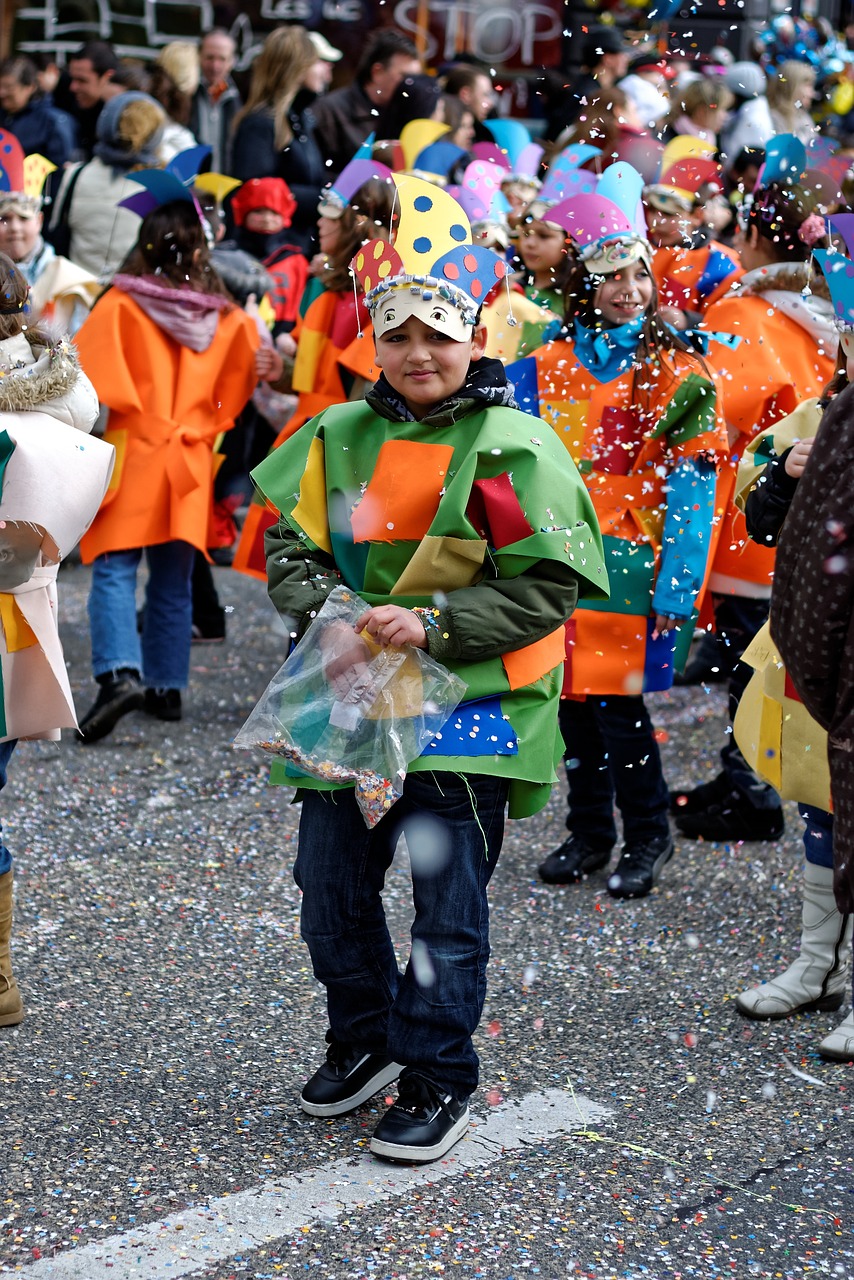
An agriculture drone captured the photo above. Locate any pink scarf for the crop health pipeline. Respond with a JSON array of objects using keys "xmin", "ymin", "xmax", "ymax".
[{"xmin": 113, "ymin": 274, "xmax": 231, "ymax": 352}]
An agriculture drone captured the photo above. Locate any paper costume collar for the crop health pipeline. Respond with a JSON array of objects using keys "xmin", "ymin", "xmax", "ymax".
[
  {"xmin": 351, "ymin": 174, "xmax": 508, "ymax": 341},
  {"xmin": 546, "ymin": 162, "xmax": 653, "ymax": 274},
  {"xmin": 0, "ymin": 131, "xmax": 56, "ymax": 216}
]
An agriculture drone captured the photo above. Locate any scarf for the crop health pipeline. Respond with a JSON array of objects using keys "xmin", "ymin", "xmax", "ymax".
[
  {"xmin": 112, "ymin": 274, "xmax": 230, "ymax": 352},
  {"xmin": 570, "ymin": 315, "xmax": 646, "ymax": 383}
]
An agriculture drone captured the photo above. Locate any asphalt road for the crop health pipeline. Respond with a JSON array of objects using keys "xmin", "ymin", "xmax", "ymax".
[{"xmin": 0, "ymin": 562, "xmax": 851, "ymax": 1279}]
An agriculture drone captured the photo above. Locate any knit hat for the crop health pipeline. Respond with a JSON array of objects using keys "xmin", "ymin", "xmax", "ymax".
[
  {"xmin": 351, "ymin": 173, "xmax": 508, "ymax": 341},
  {"xmin": 94, "ymin": 92, "xmax": 166, "ymax": 172},
  {"xmin": 231, "ymin": 177, "xmax": 297, "ymax": 227}
]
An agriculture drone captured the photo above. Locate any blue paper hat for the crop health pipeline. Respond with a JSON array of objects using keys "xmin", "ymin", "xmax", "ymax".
[
  {"xmin": 815, "ymin": 214, "xmax": 854, "ymax": 331},
  {"xmin": 530, "ymin": 143, "xmax": 600, "ymax": 214},
  {"xmin": 413, "ymin": 138, "xmax": 468, "ymax": 179},
  {"xmin": 118, "ymin": 145, "xmax": 212, "ymax": 219}
]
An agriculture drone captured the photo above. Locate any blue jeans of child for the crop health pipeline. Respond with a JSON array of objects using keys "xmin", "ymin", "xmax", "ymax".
[
  {"xmin": 800, "ymin": 804, "xmax": 834, "ymax": 869},
  {"xmin": 558, "ymin": 695, "xmax": 671, "ymax": 848},
  {"xmin": 88, "ymin": 542, "xmax": 196, "ymax": 688},
  {"xmin": 294, "ymin": 770, "xmax": 509, "ymax": 1101},
  {"xmin": 0, "ymin": 739, "xmax": 18, "ymax": 876}
]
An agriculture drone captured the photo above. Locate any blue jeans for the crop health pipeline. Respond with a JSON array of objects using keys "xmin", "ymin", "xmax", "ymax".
[
  {"xmin": 558, "ymin": 695, "xmax": 671, "ymax": 847},
  {"xmin": 800, "ymin": 804, "xmax": 834, "ymax": 869},
  {"xmin": 88, "ymin": 543, "xmax": 196, "ymax": 688},
  {"xmin": 294, "ymin": 771, "xmax": 509, "ymax": 1100},
  {"xmin": 0, "ymin": 739, "xmax": 18, "ymax": 876}
]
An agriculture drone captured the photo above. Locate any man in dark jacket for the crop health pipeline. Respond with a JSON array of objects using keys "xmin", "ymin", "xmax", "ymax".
[
  {"xmin": 0, "ymin": 55, "xmax": 76, "ymax": 167},
  {"xmin": 311, "ymin": 29, "xmax": 420, "ymax": 178},
  {"xmin": 190, "ymin": 30, "xmax": 242, "ymax": 173}
]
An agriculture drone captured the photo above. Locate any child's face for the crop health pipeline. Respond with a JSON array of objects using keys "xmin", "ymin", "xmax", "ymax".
[
  {"xmin": 317, "ymin": 214, "xmax": 342, "ymax": 257},
  {"xmin": 243, "ymin": 208, "xmax": 286, "ymax": 234},
  {"xmin": 518, "ymin": 220, "xmax": 567, "ymax": 274},
  {"xmin": 0, "ymin": 209, "xmax": 42, "ymax": 261},
  {"xmin": 644, "ymin": 204, "xmax": 690, "ymax": 248},
  {"xmin": 374, "ymin": 315, "xmax": 487, "ymax": 420},
  {"xmin": 594, "ymin": 260, "xmax": 654, "ymax": 327}
]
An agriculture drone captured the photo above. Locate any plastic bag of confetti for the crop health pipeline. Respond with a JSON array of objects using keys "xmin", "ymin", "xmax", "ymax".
[{"xmin": 234, "ymin": 586, "xmax": 467, "ymax": 827}]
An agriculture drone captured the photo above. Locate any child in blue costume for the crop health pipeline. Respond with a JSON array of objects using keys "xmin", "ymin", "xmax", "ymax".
[{"xmin": 253, "ymin": 177, "xmax": 607, "ymax": 1163}]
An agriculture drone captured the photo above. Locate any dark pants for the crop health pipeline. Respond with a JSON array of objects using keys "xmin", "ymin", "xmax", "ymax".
[
  {"xmin": 558, "ymin": 696, "xmax": 670, "ymax": 848},
  {"xmin": 0, "ymin": 739, "xmax": 17, "ymax": 876},
  {"xmin": 294, "ymin": 770, "xmax": 509, "ymax": 1100}
]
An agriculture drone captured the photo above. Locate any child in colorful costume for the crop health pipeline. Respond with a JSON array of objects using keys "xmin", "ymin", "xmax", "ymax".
[
  {"xmin": 253, "ymin": 175, "xmax": 606, "ymax": 1162},
  {"xmin": 728, "ymin": 217, "xmax": 854, "ymax": 1062},
  {"xmin": 74, "ymin": 173, "xmax": 282, "ymax": 742},
  {"xmin": 672, "ymin": 134, "xmax": 837, "ymax": 842},
  {"xmin": 508, "ymin": 162, "xmax": 728, "ymax": 899},
  {"xmin": 0, "ymin": 254, "xmax": 114, "ymax": 1025}
]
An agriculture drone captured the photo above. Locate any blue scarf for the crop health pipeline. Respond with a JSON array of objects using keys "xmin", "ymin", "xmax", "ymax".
[{"xmin": 571, "ymin": 315, "xmax": 646, "ymax": 384}]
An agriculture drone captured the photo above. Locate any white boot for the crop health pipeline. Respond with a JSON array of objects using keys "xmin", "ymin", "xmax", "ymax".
[
  {"xmin": 736, "ymin": 862, "xmax": 852, "ymax": 1020},
  {"xmin": 818, "ymin": 1011, "xmax": 854, "ymax": 1062}
]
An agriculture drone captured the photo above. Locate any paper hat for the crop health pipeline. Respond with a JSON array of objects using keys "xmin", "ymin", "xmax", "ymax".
[
  {"xmin": 399, "ymin": 119, "xmax": 450, "ymax": 173},
  {"xmin": 484, "ymin": 120, "xmax": 544, "ymax": 185},
  {"xmin": 450, "ymin": 160, "xmax": 512, "ymax": 249},
  {"xmin": 317, "ymin": 157, "xmax": 393, "ymax": 218},
  {"xmin": 814, "ymin": 214, "xmax": 854, "ymax": 331},
  {"xmin": 413, "ymin": 138, "xmax": 468, "ymax": 181},
  {"xmin": 118, "ymin": 145, "xmax": 212, "ymax": 219},
  {"xmin": 351, "ymin": 174, "xmax": 508, "ymax": 341},
  {"xmin": 546, "ymin": 162, "xmax": 652, "ymax": 274},
  {"xmin": 524, "ymin": 143, "xmax": 599, "ymax": 222},
  {"xmin": 193, "ymin": 171, "xmax": 242, "ymax": 207},
  {"xmin": 0, "ymin": 131, "xmax": 56, "ymax": 215},
  {"xmin": 231, "ymin": 176, "xmax": 297, "ymax": 227},
  {"xmin": 644, "ymin": 137, "xmax": 721, "ymax": 215}
]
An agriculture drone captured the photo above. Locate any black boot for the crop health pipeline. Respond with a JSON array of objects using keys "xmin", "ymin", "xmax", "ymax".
[
  {"xmin": 77, "ymin": 669, "xmax": 144, "ymax": 744},
  {"xmin": 144, "ymin": 688, "xmax": 182, "ymax": 722},
  {"xmin": 675, "ymin": 790, "xmax": 784, "ymax": 842},
  {"xmin": 669, "ymin": 770, "xmax": 731, "ymax": 816}
]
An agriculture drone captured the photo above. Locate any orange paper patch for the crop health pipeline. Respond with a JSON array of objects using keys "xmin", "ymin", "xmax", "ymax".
[
  {"xmin": 351, "ymin": 440, "xmax": 454, "ymax": 543},
  {"xmin": 502, "ymin": 627, "xmax": 566, "ymax": 691},
  {"xmin": 565, "ymin": 610, "xmax": 647, "ymax": 696}
]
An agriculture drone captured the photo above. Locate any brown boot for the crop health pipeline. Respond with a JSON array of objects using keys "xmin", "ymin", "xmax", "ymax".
[{"xmin": 0, "ymin": 869, "xmax": 24, "ymax": 1025}]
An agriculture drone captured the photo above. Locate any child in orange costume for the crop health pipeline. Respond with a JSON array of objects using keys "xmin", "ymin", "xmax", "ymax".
[{"xmin": 75, "ymin": 185, "xmax": 283, "ymax": 742}]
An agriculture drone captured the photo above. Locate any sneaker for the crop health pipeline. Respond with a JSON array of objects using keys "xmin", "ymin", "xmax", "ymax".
[
  {"xmin": 77, "ymin": 671, "xmax": 144, "ymax": 744},
  {"xmin": 300, "ymin": 1036, "xmax": 403, "ymax": 1117},
  {"xmin": 675, "ymin": 792, "xmax": 784, "ymax": 842},
  {"xmin": 538, "ymin": 835, "xmax": 612, "ymax": 884},
  {"xmin": 607, "ymin": 835, "xmax": 674, "ymax": 899},
  {"xmin": 669, "ymin": 771, "xmax": 731, "ymax": 816},
  {"xmin": 144, "ymin": 688, "xmax": 182, "ymax": 722},
  {"xmin": 370, "ymin": 1072, "xmax": 470, "ymax": 1163}
]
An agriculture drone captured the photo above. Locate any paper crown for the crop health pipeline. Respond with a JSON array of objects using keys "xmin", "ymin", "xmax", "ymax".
[
  {"xmin": 118, "ymin": 145, "xmax": 212, "ymax": 219},
  {"xmin": 351, "ymin": 173, "xmax": 509, "ymax": 341},
  {"xmin": 644, "ymin": 137, "xmax": 721, "ymax": 215},
  {"xmin": 318, "ymin": 157, "xmax": 393, "ymax": 217},
  {"xmin": 0, "ymin": 131, "xmax": 56, "ymax": 213},
  {"xmin": 545, "ymin": 162, "xmax": 652, "ymax": 274}
]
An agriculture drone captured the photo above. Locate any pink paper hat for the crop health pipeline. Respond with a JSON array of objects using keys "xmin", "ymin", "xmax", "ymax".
[
  {"xmin": 546, "ymin": 162, "xmax": 652, "ymax": 274},
  {"xmin": 452, "ymin": 159, "xmax": 510, "ymax": 224}
]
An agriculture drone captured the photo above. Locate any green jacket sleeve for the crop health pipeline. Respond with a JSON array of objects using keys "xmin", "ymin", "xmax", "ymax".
[{"xmin": 265, "ymin": 517, "xmax": 343, "ymax": 640}]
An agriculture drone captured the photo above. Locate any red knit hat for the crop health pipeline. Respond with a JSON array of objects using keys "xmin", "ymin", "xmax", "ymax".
[{"xmin": 230, "ymin": 177, "xmax": 297, "ymax": 227}]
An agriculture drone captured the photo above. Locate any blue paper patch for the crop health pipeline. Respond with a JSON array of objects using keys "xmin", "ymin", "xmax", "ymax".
[
  {"xmin": 643, "ymin": 618, "xmax": 678, "ymax": 693},
  {"xmin": 427, "ymin": 695, "xmax": 519, "ymax": 756}
]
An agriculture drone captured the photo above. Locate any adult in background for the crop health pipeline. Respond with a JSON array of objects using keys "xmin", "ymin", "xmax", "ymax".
[
  {"xmin": 311, "ymin": 29, "xmax": 420, "ymax": 179},
  {"xmin": 542, "ymin": 26, "xmax": 631, "ymax": 143},
  {"xmin": 62, "ymin": 40, "xmax": 119, "ymax": 161},
  {"xmin": 231, "ymin": 26, "xmax": 334, "ymax": 256},
  {"xmin": 150, "ymin": 43, "xmax": 200, "ymax": 164},
  {"xmin": 0, "ymin": 56, "xmax": 76, "ymax": 167},
  {"xmin": 719, "ymin": 61, "xmax": 773, "ymax": 161},
  {"xmin": 441, "ymin": 63, "xmax": 495, "ymax": 144},
  {"xmin": 190, "ymin": 29, "xmax": 242, "ymax": 173}
]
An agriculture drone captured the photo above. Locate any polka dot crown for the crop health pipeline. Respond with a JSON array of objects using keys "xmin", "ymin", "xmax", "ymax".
[{"xmin": 350, "ymin": 176, "xmax": 509, "ymax": 341}]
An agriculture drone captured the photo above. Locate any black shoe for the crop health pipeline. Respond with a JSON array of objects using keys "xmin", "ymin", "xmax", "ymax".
[
  {"xmin": 669, "ymin": 771, "xmax": 731, "ymax": 816},
  {"xmin": 77, "ymin": 671, "xmax": 144, "ymax": 744},
  {"xmin": 300, "ymin": 1035, "xmax": 403, "ymax": 1117},
  {"xmin": 607, "ymin": 835, "xmax": 674, "ymax": 899},
  {"xmin": 144, "ymin": 688, "xmax": 182, "ymax": 722},
  {"xmin": 191, "ymin": 621, "xmax": 226, "ymax": 644},
  {"xmin": 370, "ymin": 1072, "xmax": 470, "ymax": 1163},
  {"xmin": 538, "ymin": 835, "xmax": 612, "ymax": 884},
  {"xmin": 675, "ymin": 792, "xmax": 784, "ymax": 842}
]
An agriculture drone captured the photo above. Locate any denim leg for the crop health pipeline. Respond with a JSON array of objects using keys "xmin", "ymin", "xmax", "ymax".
[
  {"xmin": 294, "ymin": 788, "xmax": 402, "ymax": 1054},
  {"xmin": 142, "ymin": 541, "xmax": 195, "ymax": 689},
  {"xmin": 0, "ymin": 739, "xmax": 17, "ymax": 876},
  {"xmin": 594, "ymin": 695, "xmax": 671, "ymax": 845},
  {"xmin": 558, "ymin": 698, "xmax": 619, "ymax": 848},
  {"xmin": 88, "ymin": 550, "xmax": 143, "ymax": 678},
  {"xmin": 800, "ymin": 804, "xmax": 834, "ymax": 869},
  {"xmin": 386, "ymin": 771, "xmax": 508, "ymax": 1100}
]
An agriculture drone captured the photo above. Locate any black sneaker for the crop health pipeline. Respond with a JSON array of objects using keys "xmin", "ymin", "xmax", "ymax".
[
  {"xmin": 607, "ymin": 835, "xmax": 674, "ymax": 899},
  {"xmin": 669, "ymin": 771, "xmax": 731, "ymax": 816},
  {"xmin": 300, "ymin": 1036, "xmax": 403, "ymax": 1117},
  {"xmin": 77, "ymin": 671, "xmax": 144, "ymax": 744},
  {"xmin": 538, "ymin": 835, "xmax": 613, "ymax": 884},
  {"xmin": 144, "ymin": 688, "xmax": 183, "ymax": 722},
  {"xmin": 370, "ymin": 1072, "xmax": 470, "ymax": 1163},
  {"xmin": 675, "ymin": 792, "xmax": 784, "ymax": 842}
]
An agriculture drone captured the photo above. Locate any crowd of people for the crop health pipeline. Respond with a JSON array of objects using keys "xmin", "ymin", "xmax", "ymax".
[{"xmin": 0, "ymin": 15, "xmax": 853, "ymax": 1167}]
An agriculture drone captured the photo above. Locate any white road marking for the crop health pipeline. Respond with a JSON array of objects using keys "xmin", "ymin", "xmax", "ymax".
[{"xmin": 21, "ymin": 1087, "xmax": 610, "ymax": 1279}]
